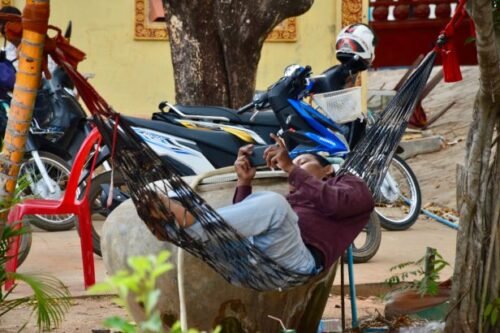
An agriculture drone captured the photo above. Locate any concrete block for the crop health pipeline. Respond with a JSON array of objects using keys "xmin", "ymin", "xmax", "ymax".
[{"xmin": 399, "ymin": 136, "xmax": 445, "ymax": 160}]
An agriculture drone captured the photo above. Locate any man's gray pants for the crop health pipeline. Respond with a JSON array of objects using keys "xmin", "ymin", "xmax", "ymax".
[{"xmin": 187, "ymin": 191, "xmax": 317, "ymax": 275}]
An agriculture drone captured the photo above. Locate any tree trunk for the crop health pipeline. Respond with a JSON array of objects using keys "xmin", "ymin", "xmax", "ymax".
[
  {"xmin": 162, "ymin": 0, "xmax": 314, "ymax": 108},
  {"xmin": 0, "ymin": 1, "xmax": 50, "ymax": 229},
  {"xmin": 445, "ymin": 0, "xmax": 500, "ymax": 331}
]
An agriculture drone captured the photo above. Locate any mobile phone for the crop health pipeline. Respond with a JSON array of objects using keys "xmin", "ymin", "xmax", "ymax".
[{"xmin": 248, "ymin": 145, "xmax": 268, "ymax": 167}]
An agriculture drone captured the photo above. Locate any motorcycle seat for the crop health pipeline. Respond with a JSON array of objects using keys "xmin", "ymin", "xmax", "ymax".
[
  {"xmin": 123, "ymin": 115, "xmax": 245, "ymax": 155},
  {"xmin": 173, "ymin": 105, "xmax": 279, "ymax": 127},
  {"xmin": 240, "ymin": 109, "xmax": 279, "ymax": 127}
]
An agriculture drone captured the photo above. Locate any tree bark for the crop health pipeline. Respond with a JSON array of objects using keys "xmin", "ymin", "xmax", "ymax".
[
  {"xmin": 162, "ymin": 0, "xmax": 314, "ymax": 108},
  {"xmin": 446, "ymin": 0, "xmax": 500, "ymax": 331},
  {"xmin": 0, "ymin": 1, "xmax": 50, "ymax": 229}
]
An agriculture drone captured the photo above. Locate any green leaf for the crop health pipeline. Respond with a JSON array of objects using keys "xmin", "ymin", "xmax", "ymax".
[
  {"xmin": 152, "ymin": 262, "xmax": 174, "ymax": 279},
  {"xmin": 145, "ymin": 289, "xmax": 161, "ymax": 314},
  {"xmin": 104, "ymin": 316, "xmax": 137, "ymax": 333},
  {"xmin": 139, "ymin": 312, "xmax": 163, "ymax": 332},
  {"xmin": 389, "ymin": 261, "xmax": 414, "ymax": 271},
  {"xmin": 127, "ymin": 256, "xmax": 152, "ymax": 277},
  {"xmin": 13, "ymin": 273, "xmax": 71, "ymax": 331},
  {"xmin": 156, "ymin": 250, "xmax": 171, "ymax": 264},
  {"xmin": 90, "ymin": 250, "xmax": 179, "ymax": 332},
  {"xmin": 0, "ymin": 296, "xmax": 32, "ymax": 318},
  {"xmin": 491, "ymin": 308, "xmax": 498, "ymax": 326},
  {"xmin": 426, "ymin": 280, "xmax": 439, "ymax": 296},
  {"xmin": 385, "ymin": 275, "xmax": 401, "ymax": 287},
  {"xmin": 88, "ymin": 281, "xmax": 115, "ymax": 294},
  {"xmin": 484, "ymin": 303, "xmax": 493, "ymax": 318},
  {"xmin": 170, "ymin": 321, "xmax": 186, "ymax": 333}
]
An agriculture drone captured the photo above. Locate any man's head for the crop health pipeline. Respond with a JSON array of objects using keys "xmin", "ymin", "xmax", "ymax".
[
  {"xmin": 293, "ymin": 153, "xmax": 334, "ymax": 179},
  {"xmin": 0, "ymin": 6, "xmax": 21, "ymax": 15}
]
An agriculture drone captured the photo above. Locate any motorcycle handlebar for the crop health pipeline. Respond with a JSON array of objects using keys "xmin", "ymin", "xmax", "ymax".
[
  {"xmin": 238, "ymin": 65, "xmax": 312, "ymax": 115},
  {"xmin": 291, "ymin": 65, "xmax": 312, "ymax": 81},
  {"xmin": 287, "ymin": 65, "xmax": 312, "ymax": 99},
  {"xmin": 158, "ymin": 101, "xmax": 168, "ymax": 112},
  {"xmin": 237, "ymin": 92, "xmax": 270, "ymax": 114},
  {"xmin": 237, "ymin": 102, "xmax": 255, "ymax": 114}
]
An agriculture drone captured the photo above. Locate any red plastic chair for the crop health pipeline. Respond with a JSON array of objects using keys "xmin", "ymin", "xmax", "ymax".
[{"xmin": 5, "ymin": 128, "xmax": 102, "ymax": 290}]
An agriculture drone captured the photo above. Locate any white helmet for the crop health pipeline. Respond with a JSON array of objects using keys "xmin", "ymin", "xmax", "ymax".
[{"xmin": 336, "ymin": 23, "xmax": 376, "ymax": 66}]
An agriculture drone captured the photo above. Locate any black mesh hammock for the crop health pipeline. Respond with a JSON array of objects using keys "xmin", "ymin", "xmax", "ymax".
[
  {"xmin": 49, "ymin": 50, "xmax": 438, "ymax": 291},
  {"xmin": 49, "ymin": 0, "xmax": 482, "ymax": 286}
]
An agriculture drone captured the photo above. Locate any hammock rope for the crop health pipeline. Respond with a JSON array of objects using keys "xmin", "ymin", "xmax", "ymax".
[
  {"xmin": 59, "ymin": 56, "xmax": 434, "ymax": 291},
  {"xmin": 42, "ymin": 1, "xmax": 467, "ymax": 289},
  {"xmin": 50, "ymin": 48, "xmax": 432, "ymax": 291},
  {"xmin": 337, "ymin": 52, "xmax": 436, "ymax": 193}
]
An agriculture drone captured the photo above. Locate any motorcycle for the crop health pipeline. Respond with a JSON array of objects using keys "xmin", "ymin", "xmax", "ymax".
[
  {"xmin": 1, "ymin": 66, "xmax": 92, "ymax": 232},
  {"xmin": 86, "ymin": 65, "xmax": 383, "ymax": 263},
  {"xmin": 151, "ymin": 61, "xmax": 422, "ymax": 231},
  {"xmin": 0, "ymin": 20, "xmax": 93, "ymax": 233}
]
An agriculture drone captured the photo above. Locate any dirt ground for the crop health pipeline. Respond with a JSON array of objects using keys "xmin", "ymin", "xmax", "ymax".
[
  {"xmin": 0, "ymin": 67, "xmax": 477, "ymax": 332},
  {"xmin": 1, "ymin": 296, "xmax": 126, "ymax": 333},
  {"xmin": 0, "ymin": 295, "xmax": 387, "ymax": 332}
]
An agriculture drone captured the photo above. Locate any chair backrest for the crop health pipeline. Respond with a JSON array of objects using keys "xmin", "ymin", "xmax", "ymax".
[{"xmin": 60, "ymin": 127, "xmax": 102, "ymax": 206}]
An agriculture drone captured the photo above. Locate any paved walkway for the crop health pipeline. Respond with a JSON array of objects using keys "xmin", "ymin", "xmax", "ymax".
[{"xmin": 10, "ymin": 214, "xmax": 457, "ymax": 299}]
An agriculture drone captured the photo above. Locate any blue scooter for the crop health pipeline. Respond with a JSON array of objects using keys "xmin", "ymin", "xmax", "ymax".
[{"xmin": 154, "ymin": 64, "xmax": 421, "ymax": 232}]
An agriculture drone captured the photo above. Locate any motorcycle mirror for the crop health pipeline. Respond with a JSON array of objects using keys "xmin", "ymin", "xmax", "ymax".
[
  {"xmin": 253, "ymin": 92, "xmax": 265, "ymax": 102},
  {"xmin": 64, "ymin": 21, "xmax": 72, "ymax": 40},
  {"xmin": 284, "ymin": 64, "xmax": 301, "ymax": 77},
  {"xmin": 158, "ymin": 101, "xmax": 168, "ymax": 111},
  {"xmin": 342, "ymin": 54, "xmax": 369, "ymax": 74}
]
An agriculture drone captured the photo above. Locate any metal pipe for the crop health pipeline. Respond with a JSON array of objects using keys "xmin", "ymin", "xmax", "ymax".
[
  {"xmin": 177, "ymin": 249, "xmax": 188, "ymax": 331},
  {"xmin": 421, "ymin": 208, "xmax": 459, "ymax": 230},
  {"xmin": 347, "ymin": 245, "xmax": 358, "ymax": 328},
  {"xmin": 340, "ymin": 255, "xmax": 345, "ymax": 331}
]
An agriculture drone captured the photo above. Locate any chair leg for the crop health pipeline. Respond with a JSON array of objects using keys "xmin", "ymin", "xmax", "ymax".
[
  {"xmin": 78, "ymin": 201, "xmax": 95, "ymax": 289},
  {"xmin": 5, "ymin": 207, "xmax": 23, "ymax": 291}
]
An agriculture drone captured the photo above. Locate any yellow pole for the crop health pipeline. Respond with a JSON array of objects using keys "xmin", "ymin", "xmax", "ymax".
[{"xmin": 0, "ymin": 0, "xmax": 50, "ymax": 220}]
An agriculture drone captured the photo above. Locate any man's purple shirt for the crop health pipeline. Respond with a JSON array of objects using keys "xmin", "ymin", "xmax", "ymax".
[{"xmin": 233, "ymin": 167, "xmax": 374, "ymax": 269}]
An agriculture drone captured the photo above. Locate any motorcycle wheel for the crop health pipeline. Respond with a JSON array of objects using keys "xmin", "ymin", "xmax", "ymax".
[
  {"xmin": 20, "ymin": 152, "xmax": 75, "ymax": 231},
  {"xmin": 84, "ymin": 171, "xmax": 129, "ymax": 256},
  {"xmin": 348, "ymin": 212, "xmax": 382, "ymax": 263},
  {"xmin": 17, "ymin": 220, "xmax": 33, "ymax": 267},
  {"xmin": 375, "ymin": 155, "xmax": 422, "ymax": 231}
]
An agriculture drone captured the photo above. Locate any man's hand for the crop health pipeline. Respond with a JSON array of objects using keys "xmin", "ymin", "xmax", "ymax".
[
  {"xmin": 264, "ymin": 134, "xmax": 295, "ymax": 173},
  {"xmin": 235, "ymin": 144, "xmax": 256, "ymax": 186}
]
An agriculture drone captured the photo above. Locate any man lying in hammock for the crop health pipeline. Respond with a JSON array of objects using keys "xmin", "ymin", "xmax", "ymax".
[{"xmin": 157, "ymin": 134, "xmax": 374, "ymax": 275}]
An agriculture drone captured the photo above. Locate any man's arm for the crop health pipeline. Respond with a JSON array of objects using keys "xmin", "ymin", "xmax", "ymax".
[
  {"xmin": 288, "ymin": 167, "xmax": 374, "ymax": 219},
  {"xmin": 233, "ymin": 185, "xmax": 252, "ymax": 203},
  {"xmin": 233, "ymin": 144, "xmax": 256, "ymax": 203}
]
